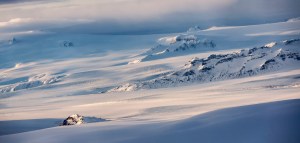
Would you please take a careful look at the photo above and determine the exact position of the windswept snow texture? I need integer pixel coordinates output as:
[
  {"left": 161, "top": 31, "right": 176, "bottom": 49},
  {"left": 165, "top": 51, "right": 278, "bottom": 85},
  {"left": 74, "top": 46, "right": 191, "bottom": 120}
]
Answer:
[{"left": 111, "top": 39, "right": 300, "bottom": 92}]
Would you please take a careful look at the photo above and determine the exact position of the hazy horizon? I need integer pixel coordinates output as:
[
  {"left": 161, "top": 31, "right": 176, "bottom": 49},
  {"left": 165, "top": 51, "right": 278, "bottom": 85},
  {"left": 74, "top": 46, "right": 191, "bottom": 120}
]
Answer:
[{"left": 1, "top": 0, "right": 300, "bottom": 34}]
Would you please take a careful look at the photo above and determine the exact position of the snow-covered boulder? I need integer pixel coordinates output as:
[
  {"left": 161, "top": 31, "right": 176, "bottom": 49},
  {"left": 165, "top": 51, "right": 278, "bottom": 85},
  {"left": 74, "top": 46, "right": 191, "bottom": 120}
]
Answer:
[
  {"left": 62, "top": 114, "right": 84, "bottom": 126},
  {"left": 61, "top": 114, "right": 107, "bottom": 126}
]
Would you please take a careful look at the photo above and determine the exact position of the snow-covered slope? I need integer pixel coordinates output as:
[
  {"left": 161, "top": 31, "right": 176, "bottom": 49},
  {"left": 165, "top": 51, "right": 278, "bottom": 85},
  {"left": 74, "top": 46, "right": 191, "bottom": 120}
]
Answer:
[
  {"left": 1, "top": 99, "right": 300, "bottom": 143},
  {"left": 128, "top": 19, "right": 300, "bottom": 64},
  {"left": 110, "top": 39, "right": 300, "bottom": 92},
  {"left": 0, "top": 19, "right": 300, "bottom": 143},
  {"left": 0, "top": 33, "right": 164, "bottom": 69}
]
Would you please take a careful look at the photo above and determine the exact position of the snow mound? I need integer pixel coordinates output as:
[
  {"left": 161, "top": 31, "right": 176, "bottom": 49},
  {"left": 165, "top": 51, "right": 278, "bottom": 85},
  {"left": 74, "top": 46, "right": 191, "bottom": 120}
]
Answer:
[
  {"left": 0, "top": 74, "right": 65, "bottom": 94},
  {"left": 111, "top": 39, "right": 300, "bottom": 92},
  {"left": 61, "top": 114, "right": 107, "bottom": 126}
]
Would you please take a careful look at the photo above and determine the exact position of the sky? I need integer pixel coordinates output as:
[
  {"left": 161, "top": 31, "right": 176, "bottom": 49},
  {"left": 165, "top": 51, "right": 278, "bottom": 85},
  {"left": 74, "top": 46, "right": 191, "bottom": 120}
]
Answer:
[{"left": 0, "top": 0, "right": 300, "bottom": 34}]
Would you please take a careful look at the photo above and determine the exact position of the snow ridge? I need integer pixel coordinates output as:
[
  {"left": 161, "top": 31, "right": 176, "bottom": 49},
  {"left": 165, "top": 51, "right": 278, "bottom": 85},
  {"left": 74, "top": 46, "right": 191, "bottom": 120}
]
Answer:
[{"left": 110, "top": 39, "right": 300, "bottom": 92}]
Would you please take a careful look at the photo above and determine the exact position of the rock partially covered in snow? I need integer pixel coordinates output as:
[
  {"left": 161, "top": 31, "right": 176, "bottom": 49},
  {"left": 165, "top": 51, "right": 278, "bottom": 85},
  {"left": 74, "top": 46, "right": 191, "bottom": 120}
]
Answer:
[
  {"left": 8, "top": 37, "right": 17, "bottom": 45},
  {"left": 62, "top": 114, "right": 84, "bottom": 125},
  {"left": 61, "top": 114, "right": 108, "bottom": 126},
  {"left": 59, "top": 41, "right": 74, "bottom": 47},
  {"left": 283, "top": 39, "right": 300, "bottom": 45}
]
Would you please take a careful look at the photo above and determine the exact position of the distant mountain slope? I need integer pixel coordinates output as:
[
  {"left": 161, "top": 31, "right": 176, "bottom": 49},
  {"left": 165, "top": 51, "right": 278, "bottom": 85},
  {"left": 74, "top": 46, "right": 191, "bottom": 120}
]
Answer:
[
  {"left": 110, "top": 39, "right": 300, "bottom": 92},
  {"left": 129, "top": 34, "right": 216, "bottom": 64},
  {"left": 129, "top": 19, "right": 300, "bottom": 64}
]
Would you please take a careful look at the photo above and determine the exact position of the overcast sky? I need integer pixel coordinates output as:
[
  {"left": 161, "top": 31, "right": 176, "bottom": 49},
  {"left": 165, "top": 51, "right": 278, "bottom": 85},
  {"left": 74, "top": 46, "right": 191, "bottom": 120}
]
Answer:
[{"left": 0, "top": 0, "right": 299, "bottom": 34}]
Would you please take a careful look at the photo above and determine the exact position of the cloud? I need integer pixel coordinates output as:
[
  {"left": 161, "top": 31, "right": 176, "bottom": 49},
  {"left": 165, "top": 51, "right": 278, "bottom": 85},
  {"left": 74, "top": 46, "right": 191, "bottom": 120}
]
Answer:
[
  {"left": 0, "top": 18, "right": 93, "bottom": 33},
  {"left": 0, "top": 0, "right": 236, "bottom": 21},
  {"left": 0, "top": 18, "right": 32, "bottom": 27},
  {"left": 0, "top": 0, "right": 62, "bottom": 5},
  {"left": 0, "top": 0, "right": 299, "bottom": 34}
]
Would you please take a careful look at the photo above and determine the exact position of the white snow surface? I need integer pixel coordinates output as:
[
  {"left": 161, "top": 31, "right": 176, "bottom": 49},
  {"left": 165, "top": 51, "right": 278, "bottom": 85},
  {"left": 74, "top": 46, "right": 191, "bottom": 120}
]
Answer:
[{"left": 0, "top": 20, "right": 300, "bottom": 143}]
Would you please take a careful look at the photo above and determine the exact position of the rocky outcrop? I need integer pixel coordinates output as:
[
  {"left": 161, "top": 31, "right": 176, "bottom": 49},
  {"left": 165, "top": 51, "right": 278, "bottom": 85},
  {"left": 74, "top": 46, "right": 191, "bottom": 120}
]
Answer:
[
  {"left": 61, "top": 114, "right": 107, "bottom": 126},
  {"left": 62, "top": 114, "right": 84, "bottom": 126}
]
